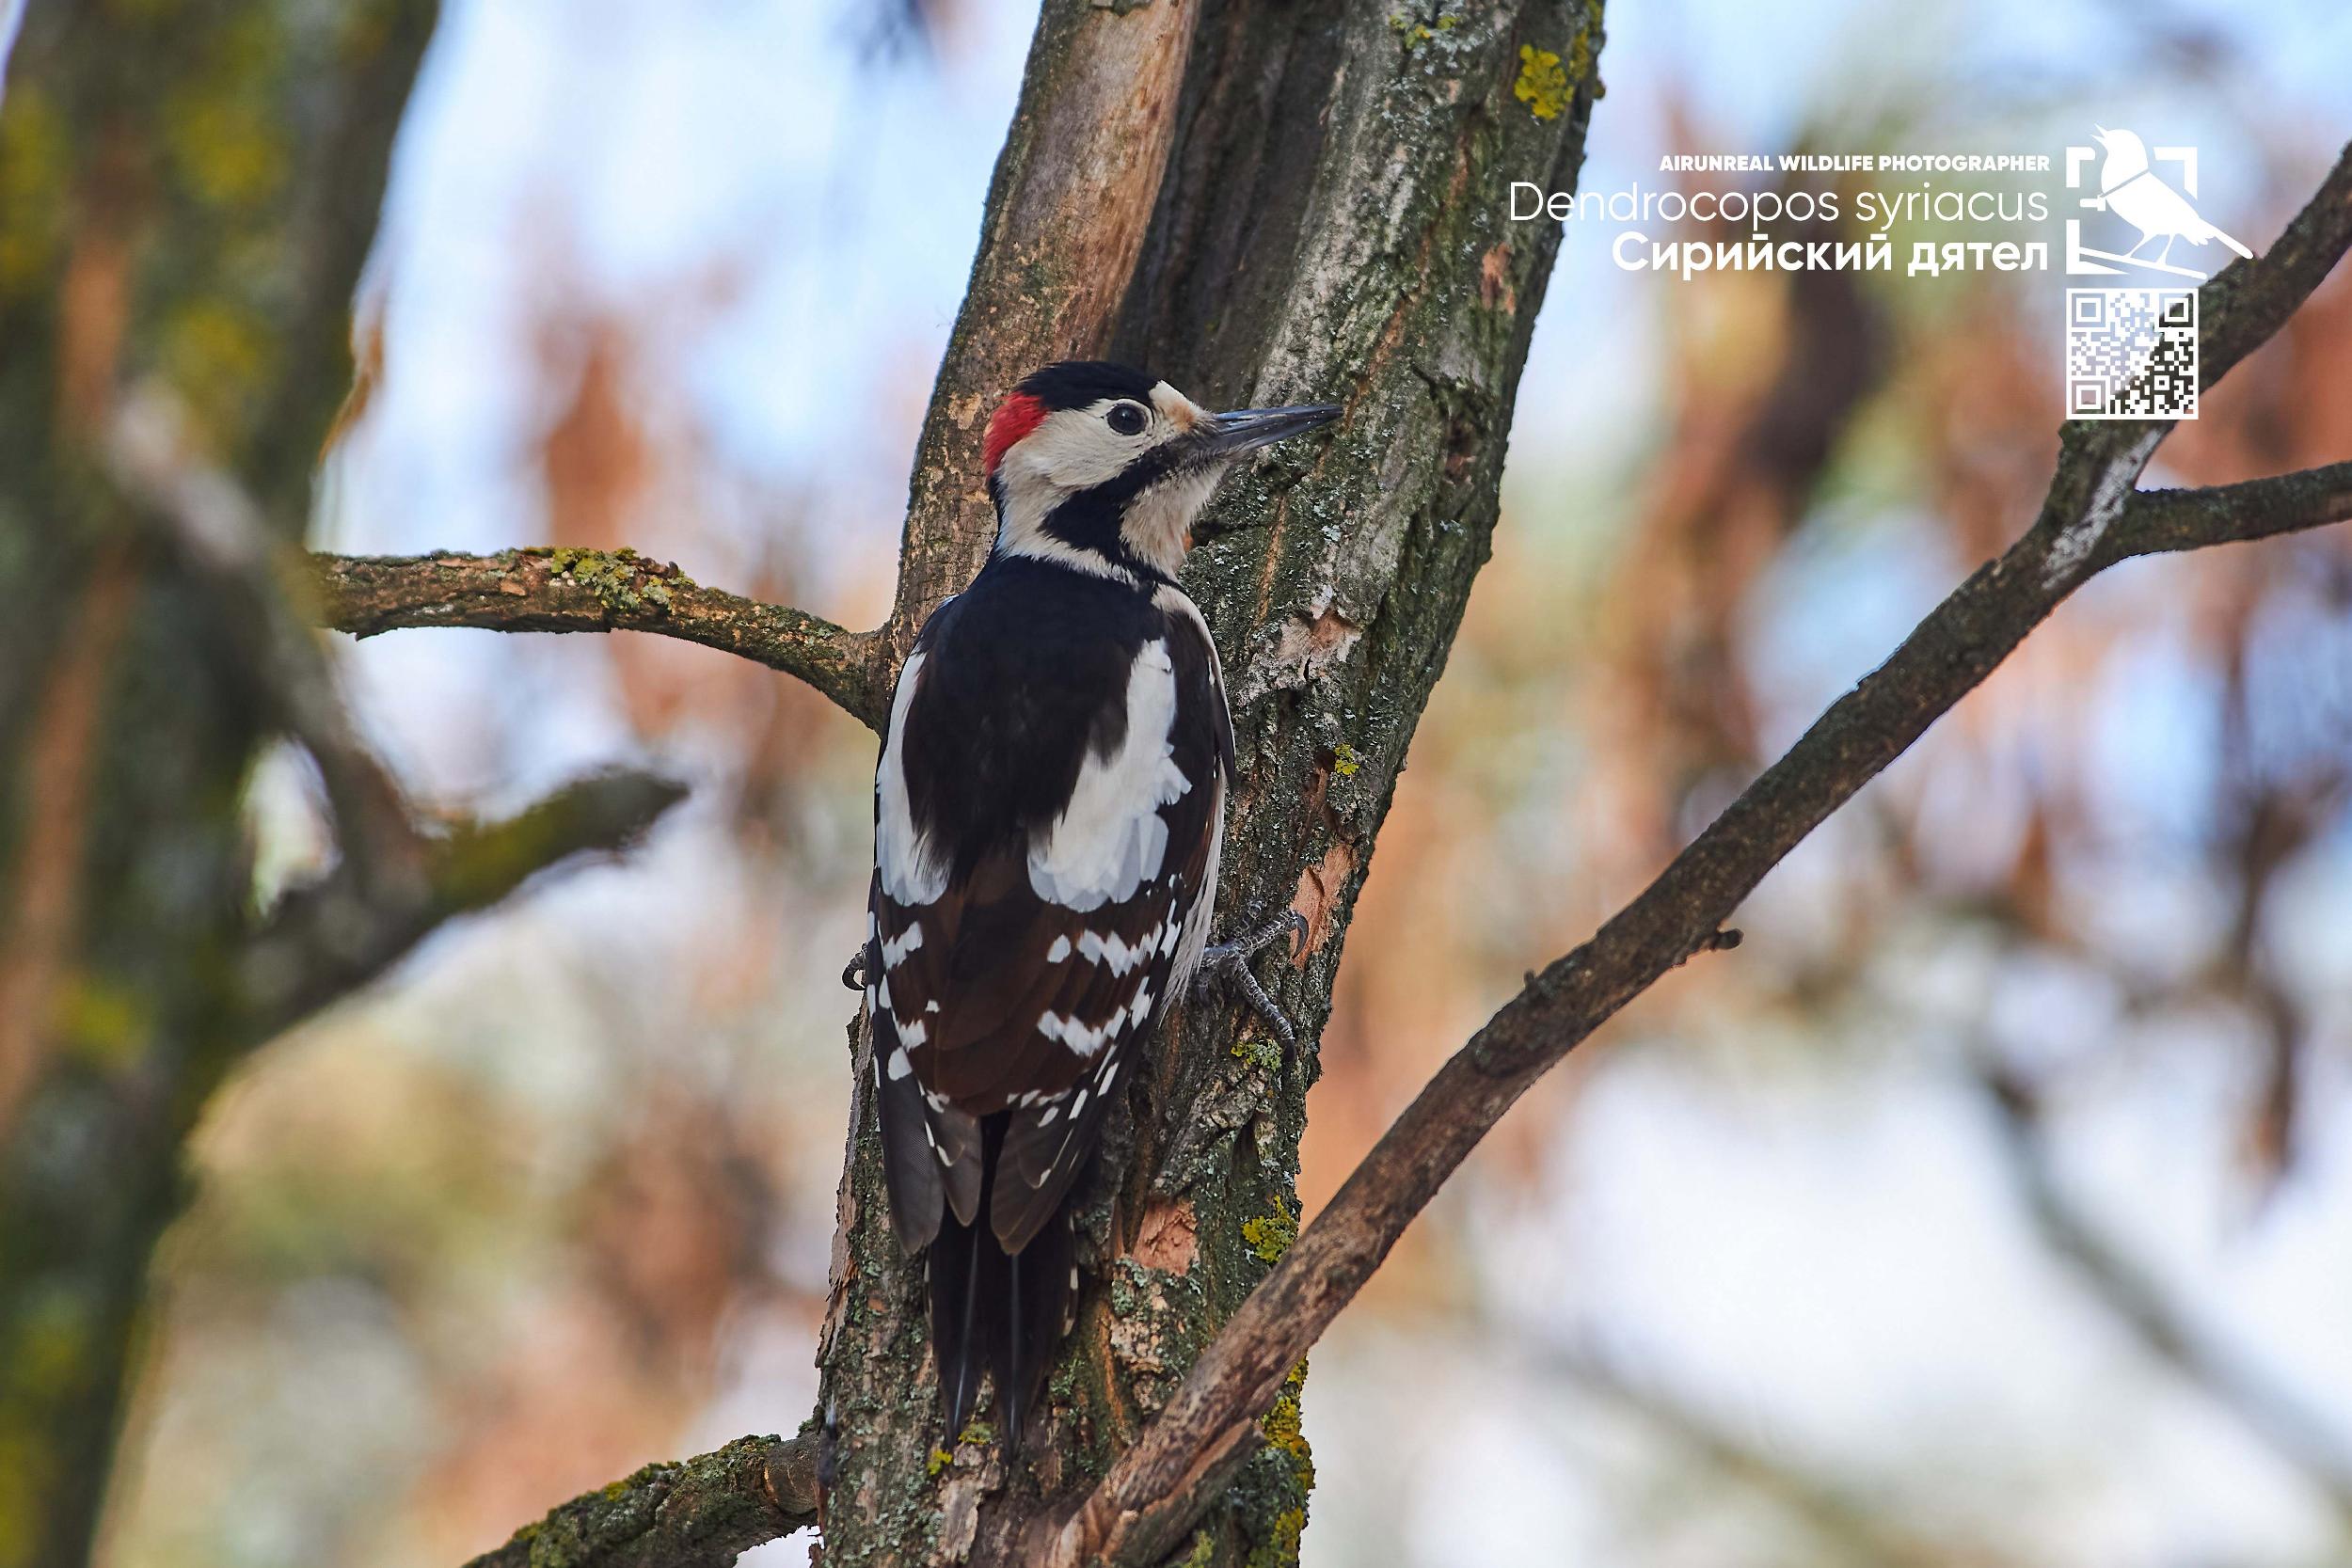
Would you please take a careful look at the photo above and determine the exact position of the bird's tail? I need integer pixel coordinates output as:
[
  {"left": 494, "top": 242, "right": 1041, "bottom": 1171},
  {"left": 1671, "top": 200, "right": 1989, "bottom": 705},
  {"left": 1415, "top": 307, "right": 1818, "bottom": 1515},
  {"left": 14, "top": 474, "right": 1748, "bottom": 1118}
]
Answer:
[
  {"left": 2213, "top": 226, "right": 2254, "bottom": 261},
  {"left": 928, "top": 1117, "right": 1074, "bottom": 1447}
]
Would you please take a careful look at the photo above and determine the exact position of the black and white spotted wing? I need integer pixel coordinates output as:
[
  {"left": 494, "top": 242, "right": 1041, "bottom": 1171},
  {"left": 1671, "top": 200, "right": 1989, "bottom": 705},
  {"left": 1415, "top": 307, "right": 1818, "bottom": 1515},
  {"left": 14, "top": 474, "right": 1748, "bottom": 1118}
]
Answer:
[{"left": 866, "top": 557, "right": 1230, "bottom": 1258}]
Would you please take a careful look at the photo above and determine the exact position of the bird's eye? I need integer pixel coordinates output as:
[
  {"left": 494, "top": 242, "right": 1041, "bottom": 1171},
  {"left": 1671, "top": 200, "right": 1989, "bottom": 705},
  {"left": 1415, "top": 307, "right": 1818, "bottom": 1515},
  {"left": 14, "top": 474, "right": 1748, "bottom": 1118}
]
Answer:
[{"left": 1105, "top": 402, "right": 1148, "bottom": 436}]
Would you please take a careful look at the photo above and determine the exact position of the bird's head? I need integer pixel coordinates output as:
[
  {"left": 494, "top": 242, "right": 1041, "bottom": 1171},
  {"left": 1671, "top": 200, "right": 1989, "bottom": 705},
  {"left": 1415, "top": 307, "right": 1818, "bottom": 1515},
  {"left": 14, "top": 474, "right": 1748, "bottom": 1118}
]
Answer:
[
  {"left": 982, "top": 360, "right": 1340, "bottom": 584},
  {"left": 2092, "top": 126, "right": 2150, "bottom": 168}
]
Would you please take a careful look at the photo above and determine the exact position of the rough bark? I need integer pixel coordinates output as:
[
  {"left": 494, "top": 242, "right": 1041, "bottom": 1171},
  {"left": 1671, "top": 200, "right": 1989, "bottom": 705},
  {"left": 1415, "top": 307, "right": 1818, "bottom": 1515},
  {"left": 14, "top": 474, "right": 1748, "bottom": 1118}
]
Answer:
[
  {"left": 814, "top": 4, "right": 1603, "bottom": 1566},
  {"left": 441, "top": 363, "right": 2352, "bottom": 1568},
  {"left": 310, "top": 547, "right": 886, "bottom": 730},
  {"left": 0, "top": 8, "right": 681, "bottom": 1567},
  {"left": 460, "top": 1433, "right": 823, "bottom": 1568}
]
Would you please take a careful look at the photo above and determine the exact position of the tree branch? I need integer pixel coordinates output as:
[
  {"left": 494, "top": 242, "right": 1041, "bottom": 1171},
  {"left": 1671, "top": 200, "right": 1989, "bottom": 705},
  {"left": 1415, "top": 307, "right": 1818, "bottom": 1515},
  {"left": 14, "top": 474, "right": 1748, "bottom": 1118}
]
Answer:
[
  {"left": 309, "top": 548, "right": 888, "bottom": 733},
  {"left": 460, "top": 1432, "right": 823, "bottom": 1568},
  {"left": 308, "top": 0, "right": 1204, "bottom": 738},
  {"left": 1054, "top": 138, "right": 2352, "bottom": 1568},
  {"left": 2104, "top": 459, "right": 2352, "bottom": 564},
  {"left": 240, "top": 766, "right": 688, "bottom": 1041}
]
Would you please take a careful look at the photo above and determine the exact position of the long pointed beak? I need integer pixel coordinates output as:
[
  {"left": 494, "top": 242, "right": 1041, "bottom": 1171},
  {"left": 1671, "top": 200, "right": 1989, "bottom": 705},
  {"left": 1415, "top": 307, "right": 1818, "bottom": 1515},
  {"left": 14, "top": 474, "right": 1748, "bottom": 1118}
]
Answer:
[{"left": 1200, "top": 403, "right": 1342, "bottom": 460}]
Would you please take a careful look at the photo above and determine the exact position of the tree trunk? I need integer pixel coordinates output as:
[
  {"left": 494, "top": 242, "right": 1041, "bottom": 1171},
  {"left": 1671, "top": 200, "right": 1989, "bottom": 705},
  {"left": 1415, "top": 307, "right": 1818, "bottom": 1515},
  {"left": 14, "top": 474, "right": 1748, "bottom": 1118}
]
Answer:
[
  {"left": 0, "top": 7, "right": 435, "bottom": 1565},
  {"left": 814, "top": 4, "right": 1603, "bottom": 1562}
]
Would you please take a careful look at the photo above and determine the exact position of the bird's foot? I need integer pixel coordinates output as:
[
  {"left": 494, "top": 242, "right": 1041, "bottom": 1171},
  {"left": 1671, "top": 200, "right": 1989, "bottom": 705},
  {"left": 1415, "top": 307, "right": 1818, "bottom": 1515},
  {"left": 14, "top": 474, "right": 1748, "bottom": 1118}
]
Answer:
[
  {"left": 1195, "top": 910, "right": 1307, "bottom": 1048},
  {"left": 842, "top": 950, "right": 868, "bottom": 991}
]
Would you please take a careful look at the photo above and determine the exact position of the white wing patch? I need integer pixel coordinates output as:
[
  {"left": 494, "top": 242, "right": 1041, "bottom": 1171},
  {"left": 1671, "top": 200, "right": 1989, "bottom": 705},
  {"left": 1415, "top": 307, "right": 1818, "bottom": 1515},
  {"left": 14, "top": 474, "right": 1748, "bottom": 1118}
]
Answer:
[
  {"left": 1156, "top": 587, "right": 1229, "bottom": 990},
  {"left": 876, "top": 651, "right": 949, "bottom": 905},
  {"left": 1027, "top": 639, "right": 1192, "bottom": 911}
]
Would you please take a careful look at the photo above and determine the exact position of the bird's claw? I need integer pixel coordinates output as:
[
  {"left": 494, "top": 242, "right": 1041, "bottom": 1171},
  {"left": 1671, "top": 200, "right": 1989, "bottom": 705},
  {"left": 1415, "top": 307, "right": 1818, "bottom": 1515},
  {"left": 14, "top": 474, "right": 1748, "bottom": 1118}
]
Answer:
[
  {"left": 842, "top": 951, "right": 868, "bottom": 991},
  {"left": 1195, "top": 910, "right": 1307, "bottom": 1049}
]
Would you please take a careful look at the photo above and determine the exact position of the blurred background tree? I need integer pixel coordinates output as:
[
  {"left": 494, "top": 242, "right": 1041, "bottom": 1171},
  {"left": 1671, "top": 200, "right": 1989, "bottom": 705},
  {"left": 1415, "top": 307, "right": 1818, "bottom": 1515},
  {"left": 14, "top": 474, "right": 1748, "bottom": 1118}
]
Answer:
[
  {"left": 0, "top": 7, "right": 438, "bottom": 1562},
  {"left": 0, "top": 6, "right": 680, "bottom": 1566},
  {"left": 3, "top": 1, "right": 2350, "bottom": 1567}
]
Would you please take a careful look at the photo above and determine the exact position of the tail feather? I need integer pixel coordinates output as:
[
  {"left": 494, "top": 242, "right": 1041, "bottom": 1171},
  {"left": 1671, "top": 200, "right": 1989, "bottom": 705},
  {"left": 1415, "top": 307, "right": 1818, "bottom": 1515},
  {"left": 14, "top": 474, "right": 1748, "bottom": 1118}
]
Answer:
[{"left": 928, "top": 1116, "right": 1075, "bottom": 1446}]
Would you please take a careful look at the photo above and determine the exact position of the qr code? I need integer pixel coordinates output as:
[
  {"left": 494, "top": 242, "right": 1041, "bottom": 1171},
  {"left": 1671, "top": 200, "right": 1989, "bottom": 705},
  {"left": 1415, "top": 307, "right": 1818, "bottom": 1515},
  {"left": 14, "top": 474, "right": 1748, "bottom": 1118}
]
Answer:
[{"left": 2065, "top": 288, "right": 2198, "bottom": 419}]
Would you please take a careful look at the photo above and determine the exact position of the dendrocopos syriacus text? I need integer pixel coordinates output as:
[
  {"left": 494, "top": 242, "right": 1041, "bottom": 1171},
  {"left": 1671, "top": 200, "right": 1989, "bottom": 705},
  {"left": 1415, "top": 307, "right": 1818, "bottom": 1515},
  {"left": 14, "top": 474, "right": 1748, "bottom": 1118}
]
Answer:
[{"left": 862, "top": 361, "right": 1339, "bottom": 1445}]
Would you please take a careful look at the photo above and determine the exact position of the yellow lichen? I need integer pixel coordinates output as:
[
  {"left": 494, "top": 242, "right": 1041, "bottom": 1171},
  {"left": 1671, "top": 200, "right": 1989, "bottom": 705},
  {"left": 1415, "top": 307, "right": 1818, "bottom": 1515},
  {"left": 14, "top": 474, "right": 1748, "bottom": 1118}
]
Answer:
[
  {"left": 1513, "top": 44, "right": 1570, "bottom": 120},
  {"left": 57, "top": 978, "right": 149, "bottom": 1069},
  {"left": 1386, "top": 11, "right": 1458, "bottom": 48},
  {"left": 1248, "top": 1508, "right": 1306, "bottom": 1568},
  {"left": 166, "top": 294, "right": 271, "bottom": 382},
  {"left": 1246, "top": 1361, "right": 1315, "bottom": 1568},
  {"left": 1231, "top": 1036, "right": 1281, "bottom": 1075},
  {"left": 1242, "top": 1197, "right": 1297, "bottom": 1263}
]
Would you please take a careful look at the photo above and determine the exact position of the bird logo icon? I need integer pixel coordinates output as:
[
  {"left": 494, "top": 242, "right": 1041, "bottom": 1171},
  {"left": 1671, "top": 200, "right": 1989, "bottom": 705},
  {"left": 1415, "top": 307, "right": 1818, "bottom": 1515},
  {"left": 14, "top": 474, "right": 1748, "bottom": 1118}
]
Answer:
[{"left": 2069, "top": 127, "right": 2252, "bottom": 277}]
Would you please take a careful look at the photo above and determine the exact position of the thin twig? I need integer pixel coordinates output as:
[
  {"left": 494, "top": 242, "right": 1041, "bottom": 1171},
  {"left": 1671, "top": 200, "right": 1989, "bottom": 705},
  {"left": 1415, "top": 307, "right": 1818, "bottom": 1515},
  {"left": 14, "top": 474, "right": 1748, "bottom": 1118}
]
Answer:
[
  {"left": 2104, "top": 459, "right": 2352, "bottom": 564},
  {"left": 239, "top": 767, "right": 687, "bottom": 1042}
]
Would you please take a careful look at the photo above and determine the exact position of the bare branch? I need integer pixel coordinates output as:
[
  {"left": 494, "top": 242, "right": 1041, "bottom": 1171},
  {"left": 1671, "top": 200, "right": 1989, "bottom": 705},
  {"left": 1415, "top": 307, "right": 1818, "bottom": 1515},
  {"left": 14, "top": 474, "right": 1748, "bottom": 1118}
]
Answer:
[
  {"left": 2105, "top": 458, "right": 2352, "bottom": 564},
  {"left": 1056, "top": 139, "right": 2352, "bottom": 1568},
  {"left": 309, "top": 548, "right": 888, "bottom": 733},
  {"left": 460, "top": 1431, "right": 822, "bottom": 1568},
  {"left": 1982, "top": 1071, "right": 2352, "bottom": 1529},
  {"left": 241, "top": 767, "right": 687, "bottom": 1042}
]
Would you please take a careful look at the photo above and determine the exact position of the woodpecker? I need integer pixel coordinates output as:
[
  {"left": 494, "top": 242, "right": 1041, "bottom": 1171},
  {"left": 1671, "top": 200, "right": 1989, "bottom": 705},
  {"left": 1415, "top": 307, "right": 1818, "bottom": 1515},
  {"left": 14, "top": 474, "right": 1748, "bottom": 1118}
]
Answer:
[{"left": 863, "top": 360, "right": 1339, "bottom": 1445}]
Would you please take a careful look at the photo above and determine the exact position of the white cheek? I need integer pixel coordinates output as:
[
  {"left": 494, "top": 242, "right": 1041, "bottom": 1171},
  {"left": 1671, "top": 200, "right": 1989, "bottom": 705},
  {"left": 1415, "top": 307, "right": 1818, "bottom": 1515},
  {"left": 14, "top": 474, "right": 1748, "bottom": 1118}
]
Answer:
[{"left": 1013, "top": 410, "right": 1142, "bottom": 490}]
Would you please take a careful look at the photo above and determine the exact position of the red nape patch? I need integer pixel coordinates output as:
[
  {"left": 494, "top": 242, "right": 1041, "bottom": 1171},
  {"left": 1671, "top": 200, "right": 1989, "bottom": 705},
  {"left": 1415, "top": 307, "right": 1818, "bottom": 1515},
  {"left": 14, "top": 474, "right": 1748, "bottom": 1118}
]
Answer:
[{"left": 982, "top": 391, "right": 1048, "bottom": 476}]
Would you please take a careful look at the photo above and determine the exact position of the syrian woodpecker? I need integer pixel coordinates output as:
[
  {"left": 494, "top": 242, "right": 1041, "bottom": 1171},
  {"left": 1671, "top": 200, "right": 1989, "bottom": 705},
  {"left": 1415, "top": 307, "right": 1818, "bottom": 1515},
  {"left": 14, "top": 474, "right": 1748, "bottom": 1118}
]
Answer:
[{"left": 863, "top": 360, "right": 1339, "bottom": 1445}]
